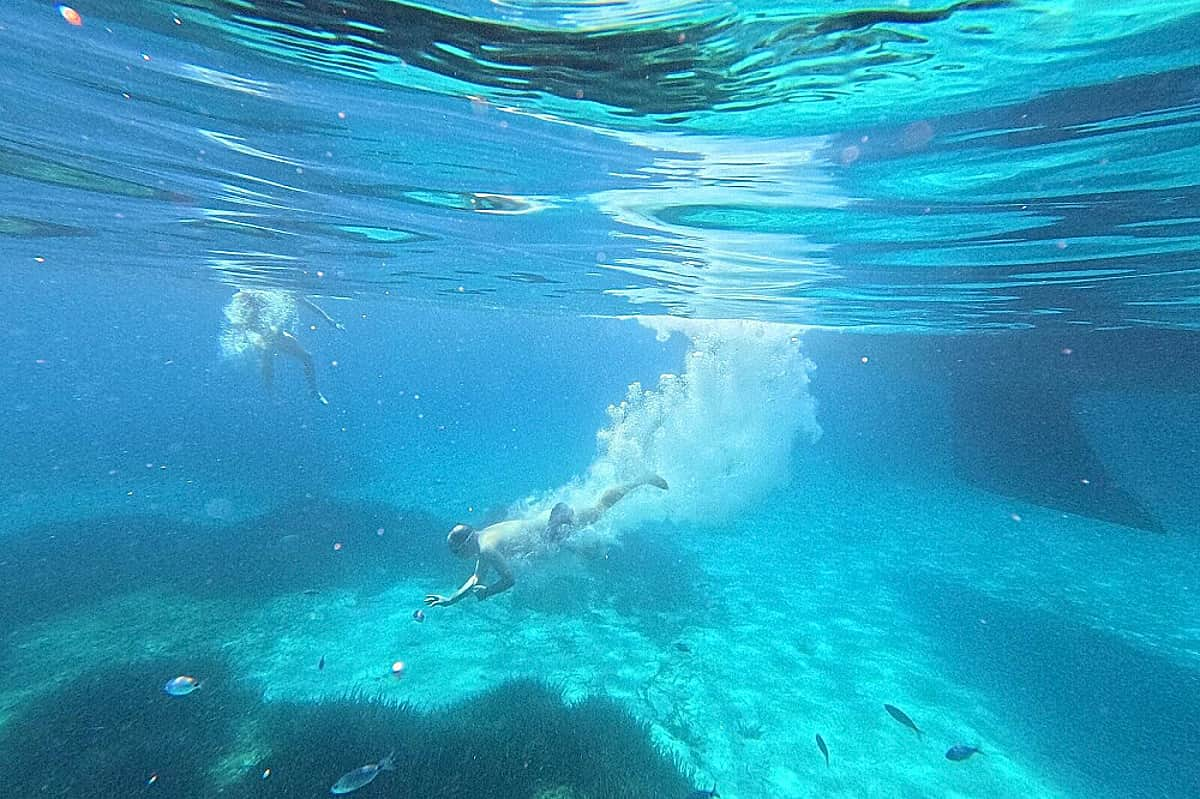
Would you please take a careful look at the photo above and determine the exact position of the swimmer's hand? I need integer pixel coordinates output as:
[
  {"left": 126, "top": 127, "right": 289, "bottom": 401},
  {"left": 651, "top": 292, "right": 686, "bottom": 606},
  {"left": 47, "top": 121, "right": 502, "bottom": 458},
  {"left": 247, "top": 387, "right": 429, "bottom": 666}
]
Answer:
[{"left": 423, "top": 594, "right": 451, "bottom": 607}]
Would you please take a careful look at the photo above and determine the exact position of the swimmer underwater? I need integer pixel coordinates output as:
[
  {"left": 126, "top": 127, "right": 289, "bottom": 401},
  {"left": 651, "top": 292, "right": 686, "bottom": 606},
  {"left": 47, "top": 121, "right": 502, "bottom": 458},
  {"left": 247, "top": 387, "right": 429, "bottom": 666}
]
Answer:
[
  {"left": 220, "top": 288, "right": 344, "bottom": 405},
  {"left": 424, "top": 475, "right": 669, "bottom": 607}
]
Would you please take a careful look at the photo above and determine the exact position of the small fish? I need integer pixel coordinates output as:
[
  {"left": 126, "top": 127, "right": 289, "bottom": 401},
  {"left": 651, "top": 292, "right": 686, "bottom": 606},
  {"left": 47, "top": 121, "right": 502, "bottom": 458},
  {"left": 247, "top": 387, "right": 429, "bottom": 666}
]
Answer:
[
  {"left": 59, "top": 6, "right": 84, "bottom": 27},
  {"left": 318, "top": 655, "right": 325, "bottom": 671},
  {"left": 302, "top": 588, "right": 321, "bottom": 596},
  {"left": 883, "top": 703, "right": 922, "bottom": 738},
  {"left": 946, "top": 744, "right": 983, "bottom": 761},
  {"left": 686, "top": 784, "right": 719, "bottom": 798},
  {"left": 146, "top": 772, "right": 158, "bottom": 786},
  {"left": 412, "top": 609, "right": 425, "bottom": 623},
  {"left": 330, "top": 751, "right": 395, "bottom": 795},
  {"left": 674, "top": 641, "right": 692, "bottom": 654},
  {"left": 815, "top": 733, "right": 829, "bottom": 767},
  {"left": 163, "top": 676, "right": 201, "bottom": 696}
]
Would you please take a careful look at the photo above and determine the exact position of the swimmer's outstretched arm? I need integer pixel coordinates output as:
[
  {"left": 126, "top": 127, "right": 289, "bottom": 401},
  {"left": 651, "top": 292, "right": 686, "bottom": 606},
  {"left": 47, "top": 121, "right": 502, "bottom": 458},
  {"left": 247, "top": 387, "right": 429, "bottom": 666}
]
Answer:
[
  {"left": 472, "top": 552, "right": 514, "bottom": 601},
  {"left": 424, "top": 567, "right": 482, "bottom": 607},
  {"left": 299, "top": 296, "right": 346, "bottom": 331}
]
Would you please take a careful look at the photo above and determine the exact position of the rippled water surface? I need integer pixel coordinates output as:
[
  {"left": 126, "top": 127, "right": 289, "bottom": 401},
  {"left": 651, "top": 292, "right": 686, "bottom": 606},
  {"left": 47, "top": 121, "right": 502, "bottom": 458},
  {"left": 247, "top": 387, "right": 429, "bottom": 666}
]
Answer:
[{"left": 4, "top": 0, "right": 1198, "bottom": 328}]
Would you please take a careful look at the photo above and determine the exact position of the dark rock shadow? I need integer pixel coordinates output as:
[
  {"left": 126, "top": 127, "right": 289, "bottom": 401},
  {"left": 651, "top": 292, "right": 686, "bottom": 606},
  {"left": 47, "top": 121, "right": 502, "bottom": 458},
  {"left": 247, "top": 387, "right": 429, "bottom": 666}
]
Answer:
[{"left": 0, "top": 497, "right": 454, "bottom": 637}]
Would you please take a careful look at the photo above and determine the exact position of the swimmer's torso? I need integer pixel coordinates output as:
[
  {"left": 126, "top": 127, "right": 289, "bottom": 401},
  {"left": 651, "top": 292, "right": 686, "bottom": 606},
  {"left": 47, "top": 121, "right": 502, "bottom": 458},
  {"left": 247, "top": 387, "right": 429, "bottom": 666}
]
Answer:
[{"left": 477, "top": 516, "right": 544, "bottom": 553}]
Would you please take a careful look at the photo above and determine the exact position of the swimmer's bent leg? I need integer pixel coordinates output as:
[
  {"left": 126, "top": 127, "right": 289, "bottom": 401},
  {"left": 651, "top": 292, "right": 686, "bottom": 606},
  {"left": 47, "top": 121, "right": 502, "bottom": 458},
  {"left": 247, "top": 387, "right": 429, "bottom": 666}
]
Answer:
[
  {"left": 574, "top": 475, "right": 669, "bottom": 527},
  {"left": 276, "top": 331, "right": 328, "bottom": 405},
  {"left": 260, "top": 352, "right": 275, "bottom": 393}
]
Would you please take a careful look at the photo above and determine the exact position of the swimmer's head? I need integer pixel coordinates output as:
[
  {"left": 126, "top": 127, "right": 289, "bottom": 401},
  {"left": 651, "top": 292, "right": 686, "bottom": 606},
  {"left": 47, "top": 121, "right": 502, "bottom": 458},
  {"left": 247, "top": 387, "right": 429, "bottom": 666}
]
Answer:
[
  {"left": 545, "top": 501, "right": 575, "bottom": 542},
  {"left": 447, "top": 523, "right": 478, "bottom": 558}
]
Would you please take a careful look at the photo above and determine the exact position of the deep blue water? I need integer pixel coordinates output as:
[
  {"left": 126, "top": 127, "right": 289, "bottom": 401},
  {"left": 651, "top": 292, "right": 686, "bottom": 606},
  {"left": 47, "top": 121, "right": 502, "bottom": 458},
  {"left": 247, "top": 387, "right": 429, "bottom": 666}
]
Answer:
[{"left": 1, "top": 2, "right": 1199, "bottom": 798}]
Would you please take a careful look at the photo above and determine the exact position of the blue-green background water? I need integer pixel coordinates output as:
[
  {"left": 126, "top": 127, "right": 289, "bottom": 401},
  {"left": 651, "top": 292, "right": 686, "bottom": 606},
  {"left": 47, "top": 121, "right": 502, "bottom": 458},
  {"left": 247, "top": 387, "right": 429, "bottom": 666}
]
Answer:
[{"left": 2, "top": 1, "right": 1199, "bottom": 797}]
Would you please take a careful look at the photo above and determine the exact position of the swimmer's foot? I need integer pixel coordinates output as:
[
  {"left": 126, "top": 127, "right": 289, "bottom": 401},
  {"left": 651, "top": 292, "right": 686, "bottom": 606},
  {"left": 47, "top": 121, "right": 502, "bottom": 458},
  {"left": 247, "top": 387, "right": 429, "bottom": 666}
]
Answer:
[{"left": 643, "top": 474, "right": 669, "bottom": 491}]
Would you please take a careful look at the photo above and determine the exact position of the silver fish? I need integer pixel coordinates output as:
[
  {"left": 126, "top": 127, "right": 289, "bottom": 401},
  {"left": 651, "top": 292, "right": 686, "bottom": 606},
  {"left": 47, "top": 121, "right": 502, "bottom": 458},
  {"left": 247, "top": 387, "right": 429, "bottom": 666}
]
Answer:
[
  {"left": 330, "top": 751, "right": 395, "bottom": 795},
  {"left": 163, "top": 676, "right": 201, "bottom": 696}
]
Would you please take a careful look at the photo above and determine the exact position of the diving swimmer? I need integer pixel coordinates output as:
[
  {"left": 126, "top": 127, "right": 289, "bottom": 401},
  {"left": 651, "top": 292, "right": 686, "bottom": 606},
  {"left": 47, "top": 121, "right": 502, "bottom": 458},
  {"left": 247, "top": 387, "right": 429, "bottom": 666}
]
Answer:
[
  {"left": 219, "top": 288, "right": 344, "bottom": 405},
  {"left": 424, "top": 475, "right": 669, "bottom": 607}
]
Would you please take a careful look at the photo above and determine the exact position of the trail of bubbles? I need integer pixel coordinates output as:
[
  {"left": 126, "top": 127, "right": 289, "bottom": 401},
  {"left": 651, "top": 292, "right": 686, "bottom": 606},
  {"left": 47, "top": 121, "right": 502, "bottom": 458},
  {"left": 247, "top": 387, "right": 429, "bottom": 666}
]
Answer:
[
  {"left": 520, "top": 317, "right": 820, "bottom": 550},
  {"left": 219, "top": 288, "right": 299, "bottom": 359}
]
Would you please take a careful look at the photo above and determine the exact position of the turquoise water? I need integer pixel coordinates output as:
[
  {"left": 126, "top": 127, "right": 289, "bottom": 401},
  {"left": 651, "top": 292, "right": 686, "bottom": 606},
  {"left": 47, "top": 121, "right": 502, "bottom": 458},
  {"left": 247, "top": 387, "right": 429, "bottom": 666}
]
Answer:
[{"left": 1, "top": 2, "right": 1199, "bottom": 798}]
